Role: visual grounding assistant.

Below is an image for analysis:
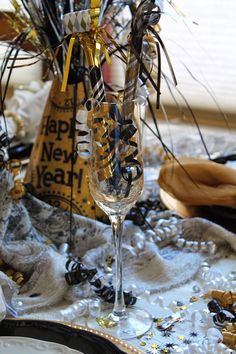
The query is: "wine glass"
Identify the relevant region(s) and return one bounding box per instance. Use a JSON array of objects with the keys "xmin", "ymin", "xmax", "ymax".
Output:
[{"xmin": 87, "ymin": 97, "xmax": 152, "ymax": 339}]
